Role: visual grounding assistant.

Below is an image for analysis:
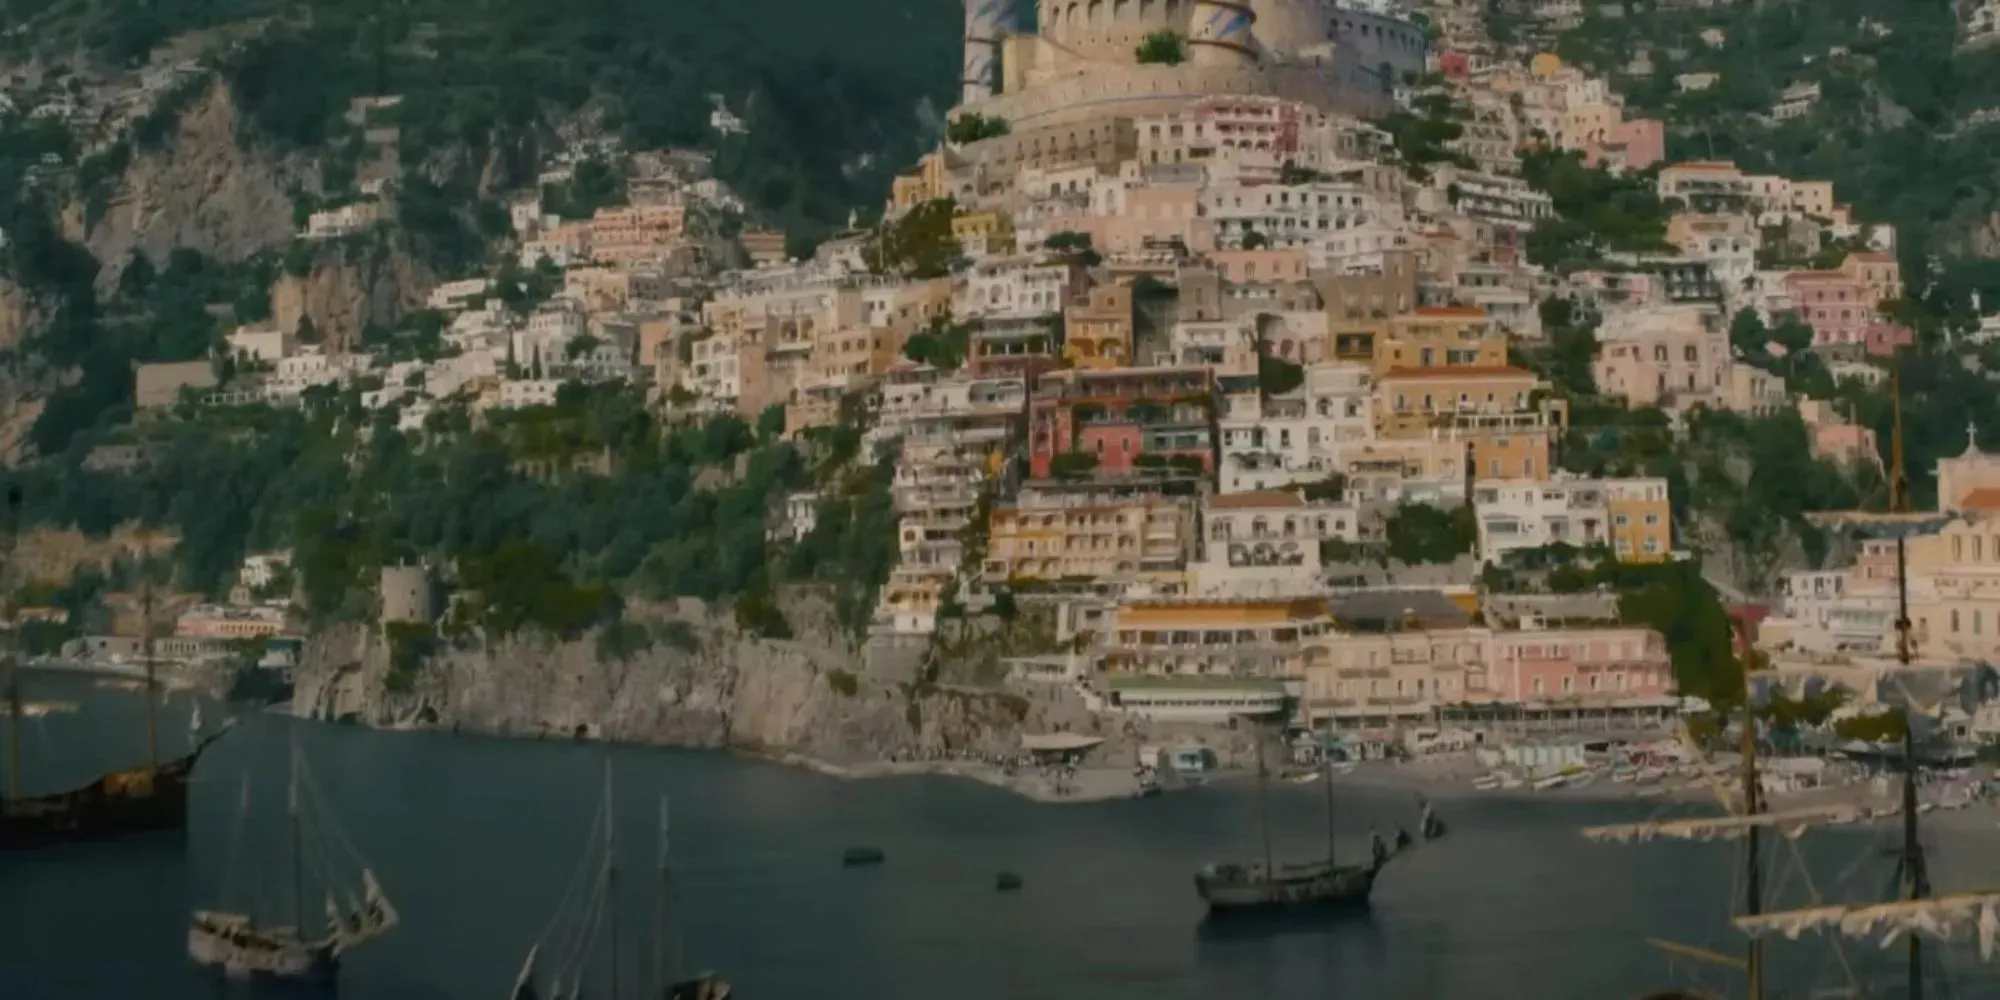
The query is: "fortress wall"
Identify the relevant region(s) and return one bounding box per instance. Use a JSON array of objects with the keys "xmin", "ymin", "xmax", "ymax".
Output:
[
  {"xmin": 1039, "ymin": 0, "xmax": 1198, "ymax": 63},
  {"xmin": 960, "ymin": 62, "xmax": 1391, "ymax": 132}
]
